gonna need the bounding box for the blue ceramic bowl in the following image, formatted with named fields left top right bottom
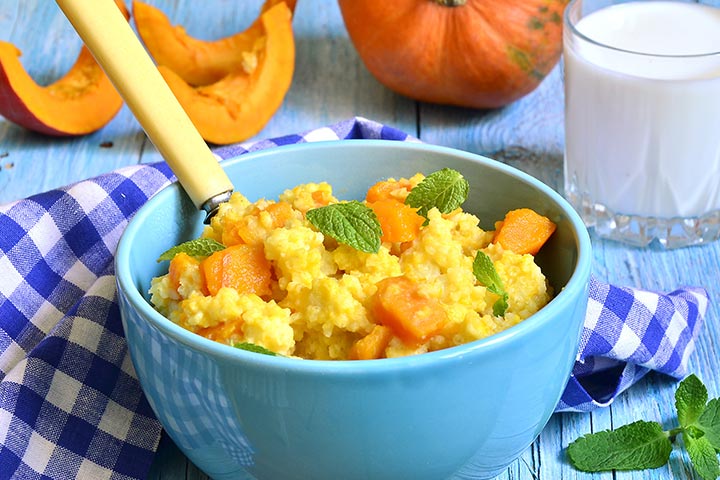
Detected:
left=116, top=140, right=592, bottom=480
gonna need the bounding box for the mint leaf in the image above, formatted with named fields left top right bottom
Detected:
left=156, top=238, right=226, bottom=262
left=685, top=435, right=720, bottom=480
left=472, top=251, right=509, bottom=316
left=569, top=374, right=720, bottom=478
left=233, top=342, right=279, bottom=356
left=404, top=168, right=469, bottom=218
left=698, top=398, right=720, bottom=450
left=492, top=295, right=509, bottom=317
left=677, top=374, right=708, bottom=427
left=306, top=201, right=382, bottom=253
left=567, top=420, right=672, bottom=472
left=472, top=251, right=505, bottom=296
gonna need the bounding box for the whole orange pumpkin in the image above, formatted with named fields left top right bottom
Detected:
left=337, top=0, right=568, bottom=108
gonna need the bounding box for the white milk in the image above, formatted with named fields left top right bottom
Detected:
left=564, top=1, right=720, bottom=219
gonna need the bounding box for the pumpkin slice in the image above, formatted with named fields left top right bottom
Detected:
left=158, top=2, right=295, bottom=145
left=0, top=1, right=129, bottom=136
left=133, top=0, right=297, bottom=86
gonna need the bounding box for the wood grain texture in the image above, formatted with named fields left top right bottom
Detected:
left=1, top=1, right=718, bottom=479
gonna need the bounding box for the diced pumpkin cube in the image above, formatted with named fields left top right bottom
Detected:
left=349, top=324, right=394, bottom=360
left=201, top=244, right=272, bottom=297
left=493, top=208, right=556, bottom=255
left=369, top=199, right=424, bottom=243
left=372, top=276, right=447, bottom=345
left=365, top=179, right=413, bottom=203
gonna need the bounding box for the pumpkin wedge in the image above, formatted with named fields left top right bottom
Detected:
left=0, top=1, right=129, bottom=136
left=158, top=2, right=295, bottom=145
left=133, top=0, right=297, bottom=86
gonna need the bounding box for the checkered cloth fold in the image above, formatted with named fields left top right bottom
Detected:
left=0, top=117, right=709, bottom=479
left=556, top=277, right=708, bottom=412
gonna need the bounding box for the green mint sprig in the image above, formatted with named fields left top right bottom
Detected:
left=472, top=251, right=509, bottom=316
left=306, top=168, right=469, bottom=253
left=405, top=167, right=469, bottom=218
left=567, top=374, right=720, bottom=480
left=233, top=342, right=280, bottom=356
left=306, top=201, right=382, bottom=253
left=156, top=238, right=226, bottom=262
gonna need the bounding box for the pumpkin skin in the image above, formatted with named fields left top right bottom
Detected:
left=0, top=0, right=130, bottom=136
left=337, top=0, right=568, bottom=109
left=157, top=2, right=295, bottom=145
left=133, top=0, right=297, bottom=86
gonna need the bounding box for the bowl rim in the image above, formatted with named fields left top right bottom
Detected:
left=115, top=139, right=592, bottom=374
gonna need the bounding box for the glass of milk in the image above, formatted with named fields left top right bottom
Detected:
left=563, top=0, right=720, bottom=248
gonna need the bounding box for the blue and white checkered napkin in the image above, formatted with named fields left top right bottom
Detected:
left=0, top=117, right=710, bottom=478
left=556, top=277, right=708, bottom=412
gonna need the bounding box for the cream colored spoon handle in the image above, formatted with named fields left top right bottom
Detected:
left=55, top=0, right=234, bottom=216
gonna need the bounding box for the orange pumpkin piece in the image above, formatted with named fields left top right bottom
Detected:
left=0, top=0, right=129, bottom=136
left=264, top=201, right=295, bottom=227
left=372, top=276, right=447, bottom=345
left=368, top=199, right=424, bottom=243
left=223, top=201, right=294, bottom=246
left=196, top=320, right=244, bottom=344
left=201, top=244, right=273, bottom=297
left=311, top=190, right=333, bottom=207
left=133, top=0, right=297, bottom=86
left=493, top=208, right=556, bottom=255
left=337, top=0, right=567, bottom=108
left=365, top=179, right=413, bottom=203
left=168, top=252, right=207, bottom=295
left=149, top=2, right=295, bottom=144
left=349, top=324, right=394, bottom=360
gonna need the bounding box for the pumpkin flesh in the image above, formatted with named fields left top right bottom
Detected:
left=158, top=2, right=295, bottom=144
left=133, top=0, right=297, bottom=86
left=0, top=1, right=129, bottom=136
left=337, top=0, right=567, bottom=108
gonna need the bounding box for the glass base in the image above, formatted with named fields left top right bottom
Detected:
left=565, top=191, right=720, bottom=249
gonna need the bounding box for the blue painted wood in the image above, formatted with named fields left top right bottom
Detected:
left=1, top=1, right=718, bottom=479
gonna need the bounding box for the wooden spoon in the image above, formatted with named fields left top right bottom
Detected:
left=55, top=0, right=234, bottom=222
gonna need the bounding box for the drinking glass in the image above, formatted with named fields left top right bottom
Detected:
left=563, top=0, right=720, bottom=248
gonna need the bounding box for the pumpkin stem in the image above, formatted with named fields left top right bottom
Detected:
left=433, top=0, right=467, bottom=6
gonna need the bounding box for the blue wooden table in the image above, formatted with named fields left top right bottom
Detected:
left=2, top=1, right=718, bottom=479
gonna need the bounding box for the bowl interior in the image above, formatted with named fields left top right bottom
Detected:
left=119, top=140, right=587, bottom=354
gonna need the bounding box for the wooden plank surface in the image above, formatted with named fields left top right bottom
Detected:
left=1, top=1, right=718, bottom=479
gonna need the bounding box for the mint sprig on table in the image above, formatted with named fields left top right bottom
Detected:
left=404, top=167, right=469, bottom=218
left=472, top=251, right=509, bottom=316
left=567, top=374, right=720, bottom=480
left=156, top=238, right=226, bottom=262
